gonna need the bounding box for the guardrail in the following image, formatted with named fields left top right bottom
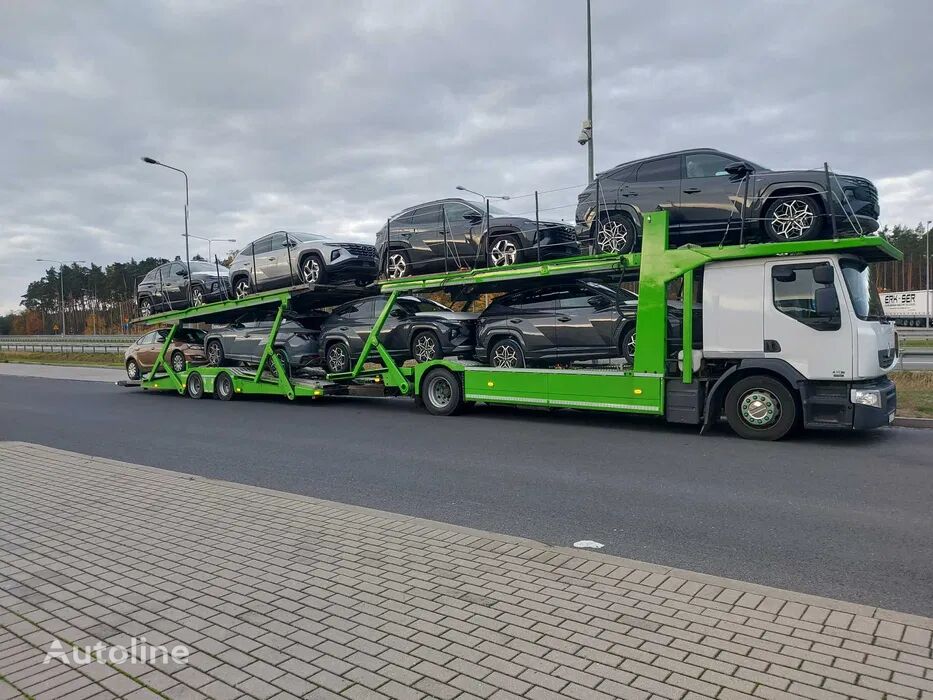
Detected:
left=1, top=335, right=135, bottom=343
left=0, top=341, right=130, bottom=354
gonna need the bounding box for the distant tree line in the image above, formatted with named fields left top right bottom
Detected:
left=0, top=228, right=930, bottom=336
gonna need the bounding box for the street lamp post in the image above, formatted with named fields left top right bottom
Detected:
left=186, top=234, right=237, bottom=262
left=585, top=0, right=594, bottom=183
left=454, top=185, right=510, bottom=202
left=926, top=220, right=931, bottom=329
left=36, top=258, right=86, bottom=336
left=141, top=156, right=191, bottom=305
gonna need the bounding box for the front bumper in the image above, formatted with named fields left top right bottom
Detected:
left=327, top=258, right=378, bottom=283
left=801, top=377, right=896, bottom=430
left=851, top=377, right=897, bottom=429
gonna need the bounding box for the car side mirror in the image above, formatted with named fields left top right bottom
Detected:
left=232, top=322, right=244, bottom=329
left=812, top=265, right=834, bottom=285
left=464, top=213, right=483, bottom=223
left=814, top=287, right=838, bottom=317
left=587, top=296, right=610, bottom=309
left=177, top=269, right=188, bottom=277
left=724, top=161, right=753, bottom=180
left=390, top=308, right=408, bottom=319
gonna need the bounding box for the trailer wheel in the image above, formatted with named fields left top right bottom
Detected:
left=214, top=372, right=234, bottom=401
left=724, top=375, right=796, bottom=441
left=187, top=372, right=204, bottom=399
left=421, top=368, right=463, bottom=416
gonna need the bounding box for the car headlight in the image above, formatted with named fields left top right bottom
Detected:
left=850, top=388, right=881, bottom=408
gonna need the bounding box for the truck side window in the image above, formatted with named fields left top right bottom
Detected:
left=771, top=263, right=840, bottom=331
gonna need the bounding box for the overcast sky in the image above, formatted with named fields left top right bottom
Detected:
left=1, top=0, right=931, bottom=313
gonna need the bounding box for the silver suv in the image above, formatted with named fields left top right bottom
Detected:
left=229, top=230, right=378, bottom=298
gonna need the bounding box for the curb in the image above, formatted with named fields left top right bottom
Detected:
left=893, top=415, right=933, bottom=429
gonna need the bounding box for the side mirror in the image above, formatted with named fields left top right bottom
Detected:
left=390, top=308, right=408, bottom=319
left=464, top=213, right=483, bottom=223
left=587, top=296, right=610, bottom=309
left=812, top=264, right=834, bottom=286
left=232, top=322, right=244, bottom=329
left=725, top=161, right=753, bottom=180
left=177, top=269, right=188, bottom=277
left=814, top=287, right=839, bottom=317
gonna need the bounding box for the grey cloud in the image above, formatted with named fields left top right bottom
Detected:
left=1, top=0, right=931, bottom=312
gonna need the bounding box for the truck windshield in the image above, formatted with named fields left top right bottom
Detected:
left=840, top=259, right=884, bottom=321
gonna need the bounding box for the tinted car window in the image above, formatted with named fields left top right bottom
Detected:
left=174, top=328, right=206, bottom=343
left=685, top=153, right=735, bottom=178
left=554, top=286, right=597, bottom=309
left=397, top=298, right=450, bottom=313
left=331, top=301, right=361, bottom=318
left=444, top=203, right=482, bottom=225
left=189, top=261, right=222, bottom=272
left=636, top=157, right=681, bottom=182
left=169, top=262, right=186, bottom=277
left=248, top=236, right=273, bottom=255
left=522, top=288, right=563, bottom=310
left=411, top=206, right=442, bottom=229
left=605, top=164, right=637, bottom=182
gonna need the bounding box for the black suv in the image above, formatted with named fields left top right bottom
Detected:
left=375, top=198, right=579, bottom=278
left=136, top=259, right=230, bottom=317
left=319, top=294, right=477, bottom=372
left=576, top=148, right=880, bottom=253
left=476, top=280, right=640, bottom=367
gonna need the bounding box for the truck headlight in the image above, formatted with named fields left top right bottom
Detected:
left=850, top=388, right=881, bottom=408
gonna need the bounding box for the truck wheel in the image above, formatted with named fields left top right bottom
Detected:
left=421, top=367, right=463, bottom=416
left=620, top=327, right=636, bottom=365
left=763, top=195, right=822, bottom=242
left=214, top=372, right=234, bottom=401
left=187, top=372, right=204, bottom=399
left=724, top=375, right=797, bottom=441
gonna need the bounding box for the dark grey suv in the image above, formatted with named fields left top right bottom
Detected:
left=320, top=295, right=477, bottom=373
left=136, top=259, right=230, bottom=317
left=476, top=280, right=640, bottom=367
left=229, top=231, right=378, bottom=299
left=376, top=198, right=579, bottom=278
left=204, top=309, right=322, bottom=378
left=576, top=148, right=880, bottom=253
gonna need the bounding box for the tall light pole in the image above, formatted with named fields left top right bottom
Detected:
left=141, top=156, right=191, bottom=305
left=36, top=258, right=86, bottom=336
left=926, top=220, right=931, bottom=328
left=187, top=234, right=237, bottom=262
left=585, top=0, right=594, bottom=183
left=454, top=185, right=510, bottom=201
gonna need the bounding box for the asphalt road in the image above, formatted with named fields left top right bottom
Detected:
left=1, top=373, right=931, bottom=617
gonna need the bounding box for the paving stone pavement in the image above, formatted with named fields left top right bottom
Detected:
left=0, top=441, right=931, bottom=700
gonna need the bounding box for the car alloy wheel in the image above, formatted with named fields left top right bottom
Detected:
left=301, top=257, right=322, bottom=284
left=191, top=286, right=204, bottom=306
left=126, top=359, right=140, bottom=380
left=327, top=343, right=349, bottom=373
left=769, top=199, right=815, bottom=240
left=489, top=238, right=518, bottom=266
left=491, top=341, right=522, bottom=368
left=596, top=220, right=630, bottom=253
left=206, top=340, right=224, bottom=367
left=269, top=349, right=290, bottom=379
left=171, top=351, right=186, bottom=373
left=387, top=252, right=408, bottom=279
left=234, top=278, right=251, bottom=299
left=139, top=299, right=152, bottom=317
left=412, top=333, right=438, bottom=363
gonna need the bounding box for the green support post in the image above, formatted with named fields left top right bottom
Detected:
left=681, top=268, right=693, bottom=384
left=632, top=212, right=670, bottom=377
left=146, top=322, right=183, bottom=392
left=253, top=302, right=285, bottom=383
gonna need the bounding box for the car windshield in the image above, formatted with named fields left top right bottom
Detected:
left=840, top=259, right=885, bottom=321
left=285, top=232, right=330, bottom=242
left=398, top=298, right=450, bottom=313
left=174, top=328, right=206, bottom=344
left=189, top=261, right=225, bottom=272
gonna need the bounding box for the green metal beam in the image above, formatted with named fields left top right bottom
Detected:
left=681, top=268, right=693, bottom=385
left=133, top=289, right=293, bottom=325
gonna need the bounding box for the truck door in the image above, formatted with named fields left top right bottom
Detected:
left=764, top=260, right=853, bottom=380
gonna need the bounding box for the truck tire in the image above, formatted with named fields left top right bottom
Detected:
left=724, top=375, right=797, bottom=441
left=421, top=367, right=463, bottom=416
left=214, top=372, right=234, bottom=401
left=186, top=372, right=204, bottom=399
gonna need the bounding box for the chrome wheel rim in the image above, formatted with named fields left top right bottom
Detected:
left=301, top=258, right=321, bottom=284
left=192, top=288, right=204, bottom=306
left=428, top=376, right=452, bottom=408
left=490, top=239, right=518, bottom=266
left=172, top=353, right=185, bottom=372
left=387, top=253, right=408, bottom=279
left=126, top=361, right=138, bottom=379
left=413, top=335, right=436, bottom=363
left=770, top=199, right=814, bottom=239
left=234, top=279, right=251, bottom=299
left=140, top=301, right=151, bottom=317
left=328, top=345, right=348, bottom=372
left=492, top=343, right=520, bottom=368
left=740, top=389, right=780, bottom=427
left=270, top=351, right=288, bottom=378
left=596, top=220, right=629, bottom=253
left=207, top=342, right=222, bottom=366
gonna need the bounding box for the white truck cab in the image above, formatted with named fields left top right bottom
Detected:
left=700, top=253, right=897, bottom=431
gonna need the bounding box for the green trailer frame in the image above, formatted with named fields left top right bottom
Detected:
left=133, top=212, right=900, bottom=419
